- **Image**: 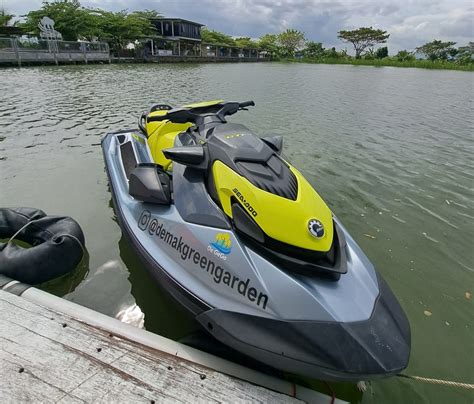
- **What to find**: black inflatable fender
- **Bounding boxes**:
[0,207,85,284]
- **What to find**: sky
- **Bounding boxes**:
[2,0,473,52]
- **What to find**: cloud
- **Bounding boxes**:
[3,0,472,53]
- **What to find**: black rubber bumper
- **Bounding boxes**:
[196,276,411,382]
[0,207,85,285]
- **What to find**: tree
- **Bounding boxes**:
[375,46,388,59]
[325,46,346,59]
[131,9,161,21]
[0,8,14,26]
[201,28,235,46]
[395,50,414,62]
[416,40,456,61]
[303,41,325,58]
[234,37,257,49]
[257,33,279,55]
[96,10,156,52]
[277,29,305,57]
[337,27,390,58]
[21,1,158,43]
[363,47,375,59]
[455,44,473,65]
[21,0,101,40]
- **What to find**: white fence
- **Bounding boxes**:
[0,38,110,66]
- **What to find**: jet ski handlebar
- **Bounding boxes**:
[239,100,255,109]
[164,101,255,125]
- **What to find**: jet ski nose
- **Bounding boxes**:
[197,276,410,381]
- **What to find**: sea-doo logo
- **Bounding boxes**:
[232,188,258,217]
[208,233,232,261]
[308,219,324,238]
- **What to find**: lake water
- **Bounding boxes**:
[0,63,472,403]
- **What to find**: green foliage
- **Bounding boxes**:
[96,9,156,51]
[416,40,457,61]
[395,50,414,62]
[257,34,279,55]
[338,27,389,58]
[277,29,305,57]
[21,0,100,41]
[21,0,157,50]
[303,41,325,58]
[375,46,388,59]
[201,28,235,46]
[1,8,14,26]
[326,47,346,59]
[363,48,375,59]
[455,45,473,65]
[131,9,161,21]
[287,41,347,62]
[234,37,257,49]
[199,30,258,49]
[13,0,471,72]
[295,56,473,71]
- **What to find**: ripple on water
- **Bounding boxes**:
[0,64,472,404]
[405,197,459,229]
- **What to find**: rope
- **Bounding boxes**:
[324,381,336,404]
[55,233,86,255]
[9,223,86,256]
[397,374,474,390]
[8,220,36,244]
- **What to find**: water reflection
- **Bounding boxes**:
[116,302,145,328]
[65,257,138,318]
[117,231,198,339]
[1,63,472,404]
[39,249,90,296]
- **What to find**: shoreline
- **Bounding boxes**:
[285,57,474,71]
[0,56,269,68]
[0,57,472,71]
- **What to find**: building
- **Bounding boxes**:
[144,17,266,60]
[0,26,25,37]
[148,18,204,56]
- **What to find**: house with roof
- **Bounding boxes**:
[144,17,264,60]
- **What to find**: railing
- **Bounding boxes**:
[83,42,109,52]
[148,43,269,59]
[0,37,110,66]
[0,36,269,65]
[0,38,14,50]
[144,38,269,60]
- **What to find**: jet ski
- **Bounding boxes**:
[101,100,410,382]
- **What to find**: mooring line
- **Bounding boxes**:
[397,373,474,389]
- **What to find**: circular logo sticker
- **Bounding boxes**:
[308,219,324,238]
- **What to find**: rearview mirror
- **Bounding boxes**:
[262,136,283,153]
[163,145,206,167]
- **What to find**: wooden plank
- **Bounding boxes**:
[0,291,301,403]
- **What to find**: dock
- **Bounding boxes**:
[0,278,342,403]
[0,38,110,67]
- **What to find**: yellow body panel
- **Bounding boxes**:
[145,102,223,167]
[183,100,224,108]
[146,104,223,170]
[146,119,192,169]
[212,161,334,252]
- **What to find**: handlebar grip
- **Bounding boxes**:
[239,101,255,108]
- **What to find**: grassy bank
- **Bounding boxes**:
[287,57,474,71]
